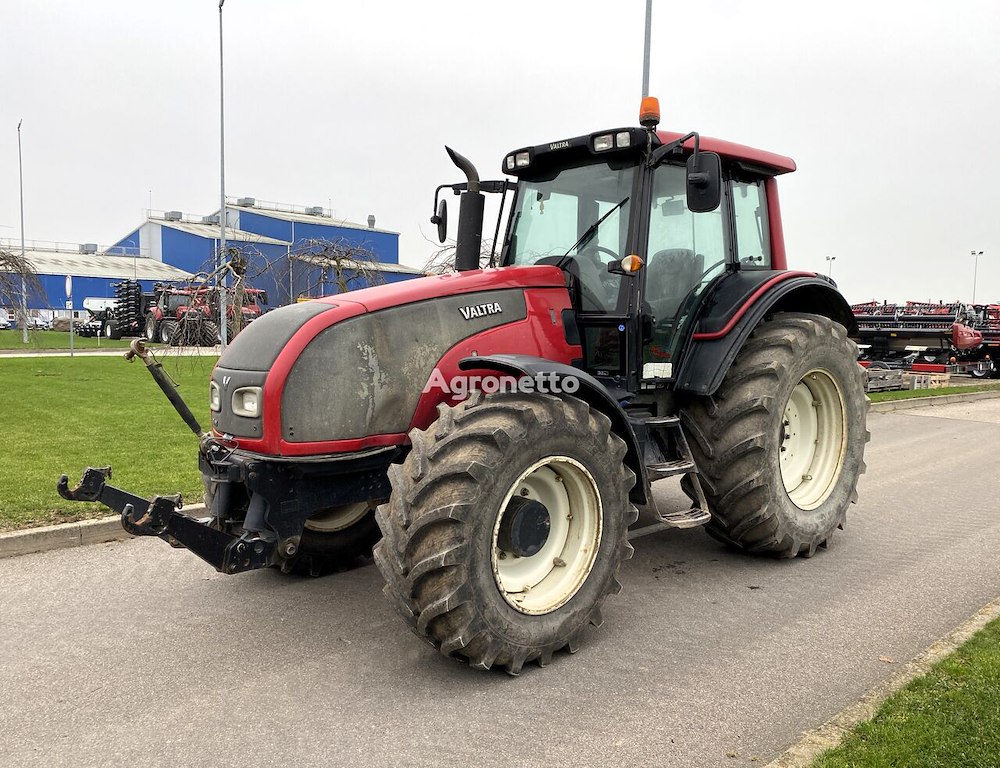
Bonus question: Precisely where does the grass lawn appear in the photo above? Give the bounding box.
[868,381,1000,403]
[814,617,1000,768]
[0,329,144,350]
[0,353,216,529]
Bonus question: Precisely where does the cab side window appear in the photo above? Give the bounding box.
[731,179,770,269]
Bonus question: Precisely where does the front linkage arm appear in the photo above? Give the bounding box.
[57,466,274,574]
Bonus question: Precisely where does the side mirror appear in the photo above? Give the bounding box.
[431,199,448,243]
[686,151,722,213]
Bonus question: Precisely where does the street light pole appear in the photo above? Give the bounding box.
[17,120,28,344]
[218,0,228,349]
[826,255,837,278]
[641,0,652,98]
[971,249,983,304]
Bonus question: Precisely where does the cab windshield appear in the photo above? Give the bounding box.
[506,159,636,313]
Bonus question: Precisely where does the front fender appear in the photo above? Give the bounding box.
[458,354,648,505]
[676,271,857,396]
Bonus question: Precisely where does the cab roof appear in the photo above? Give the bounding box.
[657,131,796,176]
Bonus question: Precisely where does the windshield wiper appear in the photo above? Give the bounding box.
[561,195,630,258]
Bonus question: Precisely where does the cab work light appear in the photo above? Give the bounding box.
[594,134,614,152]
[594,132,633,152]
[505,152,531,171]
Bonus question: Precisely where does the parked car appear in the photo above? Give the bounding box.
[0,315,11,330]
[26,316,50,330]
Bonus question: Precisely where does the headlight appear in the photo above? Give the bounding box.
[232,386,262,418]
[209,381,221,412]
[593,133,614,151]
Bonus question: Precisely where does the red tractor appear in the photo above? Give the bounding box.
[61,100,868,674]
[143,285,214,345]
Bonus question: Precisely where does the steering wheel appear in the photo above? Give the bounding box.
[578,245,623,297]
[586,244,621,263]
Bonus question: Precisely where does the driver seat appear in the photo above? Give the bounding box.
[645,248,704,322]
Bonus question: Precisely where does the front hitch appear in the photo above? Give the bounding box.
[57,467,275,574]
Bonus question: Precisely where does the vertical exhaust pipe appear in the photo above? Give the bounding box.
[446,146,484,272]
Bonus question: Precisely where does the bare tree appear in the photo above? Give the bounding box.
[289,238,386,298]
[422,237,496,275]
[0,248,46,332]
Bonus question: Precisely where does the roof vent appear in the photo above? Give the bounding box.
[79,243,98,254]
[237,197,256,207]
[202,214,220,225]
[367,215,376,229]
[164,210,183,221]
[305,206,324,216]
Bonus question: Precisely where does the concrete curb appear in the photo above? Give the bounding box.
[764,596,1000,767]
[870,388,1000,413]
[0,504,206,560]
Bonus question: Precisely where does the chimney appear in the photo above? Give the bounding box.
[367,215,376,229]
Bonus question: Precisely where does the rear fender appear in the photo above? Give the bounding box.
[675,272,857,396]
[458,354,648,505]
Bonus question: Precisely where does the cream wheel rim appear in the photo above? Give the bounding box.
[779,368,847,510]
[304,502,370,533]
[492,456,602,615]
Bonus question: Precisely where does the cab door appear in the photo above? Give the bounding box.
[640,163,731,380]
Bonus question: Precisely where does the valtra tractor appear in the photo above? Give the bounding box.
[60,99,868,674]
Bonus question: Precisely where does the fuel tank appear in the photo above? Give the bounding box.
[209,266,579,457]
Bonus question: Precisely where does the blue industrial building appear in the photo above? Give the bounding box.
[111,198,423,306]
[1,240,192,320]
[4,198,423,322]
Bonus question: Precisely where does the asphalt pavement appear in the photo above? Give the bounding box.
[1,399,998,768]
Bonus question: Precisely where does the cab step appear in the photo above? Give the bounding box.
[628,506,712,539]
[647,458,695,481]
[627,411,713,540]
[655,506,712,528]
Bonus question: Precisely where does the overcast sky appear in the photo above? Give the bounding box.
[3,0,998,304]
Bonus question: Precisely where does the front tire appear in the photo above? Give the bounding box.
[681,313,869,557]
[291,503,382,576]
[969,364,991,379]
[159,319,178,345]
[374,391,637,674]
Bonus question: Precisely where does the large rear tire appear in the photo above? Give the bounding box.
[373,391,637,674]
[201,320,220,347]
[680,313,869,557]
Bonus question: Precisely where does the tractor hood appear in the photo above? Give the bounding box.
[209,266,567,455]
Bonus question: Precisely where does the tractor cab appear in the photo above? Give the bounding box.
[438,98,795,396]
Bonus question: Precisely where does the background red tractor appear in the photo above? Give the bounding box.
[61,99,868,674]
